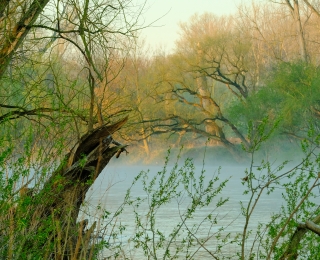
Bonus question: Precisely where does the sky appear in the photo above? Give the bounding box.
[139,0,247,53]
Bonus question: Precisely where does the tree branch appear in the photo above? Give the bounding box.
[303,0,320,17]
[271,176,320,260]
[298,220,320,236]
[0,0,10,19]
[0,105,89,124]
[0,0,50,77]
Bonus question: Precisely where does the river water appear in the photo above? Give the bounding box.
[82,162,286,259]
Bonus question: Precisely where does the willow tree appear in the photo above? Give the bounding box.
[0,0,146,258]
[139,13,256,153]
[144,1,320,155]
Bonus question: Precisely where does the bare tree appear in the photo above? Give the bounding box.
[283,0,309,62]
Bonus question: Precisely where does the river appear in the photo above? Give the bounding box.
[81,162,288,259]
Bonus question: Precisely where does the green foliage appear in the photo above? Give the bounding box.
[99,149,232,259]
[3,0,320,258]
[227,62,320,135]
[268,62,320,128]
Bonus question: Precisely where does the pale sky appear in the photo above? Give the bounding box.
[140,0,248,53]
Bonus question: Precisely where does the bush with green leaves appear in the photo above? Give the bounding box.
[98,149,233,259]
[96,118,320,259]
[228,62,320,134]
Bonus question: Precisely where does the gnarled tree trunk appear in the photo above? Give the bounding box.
[10,117,128,259]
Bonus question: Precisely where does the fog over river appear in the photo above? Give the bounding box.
[80,158,292,259]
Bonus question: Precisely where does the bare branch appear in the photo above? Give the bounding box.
[0,0,50,77]
[0,105,89,124]
[285,0,295,11]
[303,0,320,16]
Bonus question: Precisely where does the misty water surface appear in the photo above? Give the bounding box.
[81,161,288,259]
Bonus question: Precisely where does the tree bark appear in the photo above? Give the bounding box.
[10,116,128,258]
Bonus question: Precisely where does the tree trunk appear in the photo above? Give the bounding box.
[285,0,308,62]
[293,0,308,62]
[196,43,224,145]
[6,117,128,259]
[280,214,320,259]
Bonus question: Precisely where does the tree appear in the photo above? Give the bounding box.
[0,0,146,258]
[284,0,309,62]
[0,0,50,77]
[138,13,259,155]
[139,1,320,158]
[270,0,320,63]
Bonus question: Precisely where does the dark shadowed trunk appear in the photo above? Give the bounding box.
[12,117,128,258]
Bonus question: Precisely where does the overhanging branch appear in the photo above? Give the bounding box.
[0,105,89,124]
